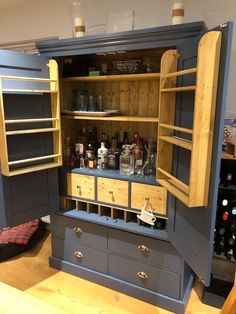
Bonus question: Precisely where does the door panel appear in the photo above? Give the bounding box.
[168,22,233,285]
[0,50,60,228]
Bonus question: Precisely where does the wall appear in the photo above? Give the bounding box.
[0,0,235,116]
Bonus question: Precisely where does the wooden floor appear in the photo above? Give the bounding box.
[0,230,221,314]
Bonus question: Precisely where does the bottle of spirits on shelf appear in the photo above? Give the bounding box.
[85,128,95,168]
[118,130,129,149]
[97,142,108,170]
[101,132,110,149]
[63,137,76,169]
[132,133,143,174]
[107,137,120,170]
[92,127,99,156]
[120,144,134,176]
[88,151,97,169]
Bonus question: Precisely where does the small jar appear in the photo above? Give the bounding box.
[171,2,184,25]
[119,145,134,176]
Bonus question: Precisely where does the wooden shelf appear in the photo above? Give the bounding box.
[159,123,193,135]
[161,67,197,78]
[222,151,236,160]
[0,75,57,83]
[62,73,160,82]
[5,118,59,124]
[6,128,60,136]
[157,179,189,206]
[8,154,60,166]
[8,162,59,176]
[159,135,192,150]
[157,167,189,194]
[160,86,196,93]
[61,113,159,123]
[2,89,58,94]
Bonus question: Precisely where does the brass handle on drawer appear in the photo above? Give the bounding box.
[138,245,149,253]
[76,185,82,195]
[74,251,83,259]
[108,190,113,194]
[73,227,83,234]
[137,271,148,279]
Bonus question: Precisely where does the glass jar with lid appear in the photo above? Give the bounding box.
[119,144,134,175]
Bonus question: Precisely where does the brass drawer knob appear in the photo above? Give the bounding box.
[108,190,113,194]
[138,244,149,253]
[73,227,83,234]
[137,271,148,279]
[74,251,83,259]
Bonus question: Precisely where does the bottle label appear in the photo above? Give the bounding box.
[75,143,84,155]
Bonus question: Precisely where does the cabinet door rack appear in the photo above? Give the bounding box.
[0,60,62,176]
[157,31,222,207]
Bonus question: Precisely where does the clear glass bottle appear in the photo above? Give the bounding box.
[107,137,119,170]
[132,134,143,174]
[119,144,134,176]
[97,142,108,170]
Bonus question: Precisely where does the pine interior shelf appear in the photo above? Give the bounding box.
[157,31,222,207]
[62,73,161,82]
[61,113,159,123]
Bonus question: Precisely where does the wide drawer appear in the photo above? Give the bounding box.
[51,215,107,251]
[108,228,182,272]
[52,237,108,274]
[109,254,180,299]
[131,183,167,216]
[97,177,128,207]
[67,173,95,200]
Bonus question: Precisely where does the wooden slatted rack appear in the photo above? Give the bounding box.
[157,31,222,207]
[0,59,62,176]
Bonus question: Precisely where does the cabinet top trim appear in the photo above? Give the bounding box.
[36,22,207,57]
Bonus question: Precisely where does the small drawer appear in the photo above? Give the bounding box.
[131,183,167,215]
[52,237,107,274]
[108,228,182,272]
[67,173,95,200]
[97,177,128,207]
[109,254,180,299]
[51,215,107,251]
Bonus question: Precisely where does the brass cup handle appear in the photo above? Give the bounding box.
[74,251,83,259]
[138,244,149,253]
[108,190,113,195]
[73,227,83,234]
[137,271,148,279]
[76,185,81,189]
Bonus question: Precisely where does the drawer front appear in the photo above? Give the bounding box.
[131,183,167,216]
[52,237,108,274]
[67,173,95,200]
[97,177,128,207]
[51,215,107,251]
[108,228,182,272]
[109,254,180,299]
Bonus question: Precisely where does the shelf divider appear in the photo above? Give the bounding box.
[159,135,192,150]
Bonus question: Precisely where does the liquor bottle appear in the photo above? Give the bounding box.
[132,134,143,174]
[226,233,235,259]
[107,137,120,170]
[101,132,110,149]
[97,142,108,170]
[92,127,99,156]
[88,151,97,169]
[118,130,129,149]
[120,144,134,176]
[63,137,76,168]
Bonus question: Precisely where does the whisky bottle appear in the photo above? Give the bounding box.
[107,137,119,170]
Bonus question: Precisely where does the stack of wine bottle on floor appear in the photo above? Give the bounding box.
[214,195,236,261]
[63,127,156,177]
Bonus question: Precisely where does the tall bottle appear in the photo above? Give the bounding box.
[107,137,120,170]
[85,128,94,168]
[97,142,108,170]
[132,133,143,174]
[63,137,76,168]
[101,132,110,149]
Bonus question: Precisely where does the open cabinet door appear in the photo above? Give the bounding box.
[0,50,61,229]
[166,22,233,286]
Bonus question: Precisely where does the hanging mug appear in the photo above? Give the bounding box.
[137,198,156,226]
